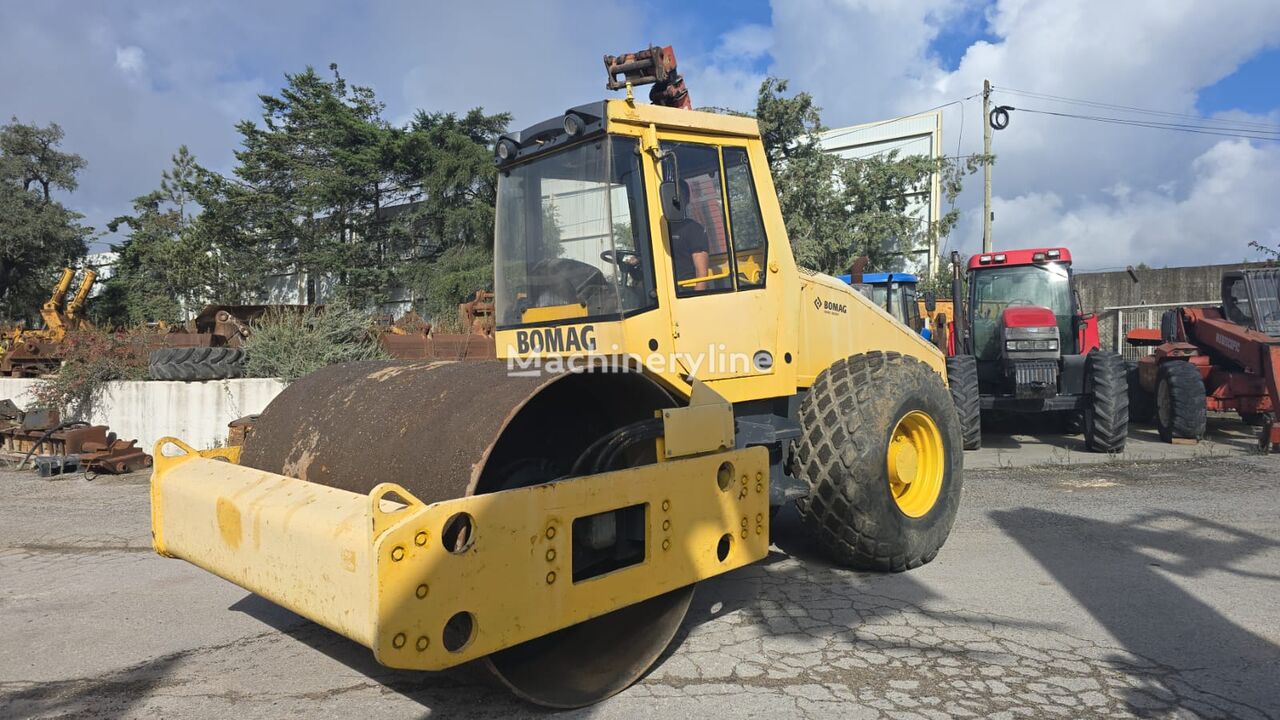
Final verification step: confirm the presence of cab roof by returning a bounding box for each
[968,248,1073,270]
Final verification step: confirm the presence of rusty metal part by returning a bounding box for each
[226,415,259,447]
[603,45,691,109]
[0,407,152,474]
[240,361,550,502]
[458,290,496,337]
[378,332,496,361]
[240,359,689,705]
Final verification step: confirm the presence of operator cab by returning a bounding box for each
[1222,269,1280,337]
[840,272,923,332]
[494,103,657,330]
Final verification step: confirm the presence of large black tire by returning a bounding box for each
[794,352,963,571]
[148,347,247,381]
[1083,351,1128,452]
[1155,360,1206,442]
[945,354,982,450]
[1127,363,1155,423]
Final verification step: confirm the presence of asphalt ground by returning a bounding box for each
[2,422,1278,719]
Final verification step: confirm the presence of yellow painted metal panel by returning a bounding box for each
[371,447,768,670]
[150,440,378,647]
[152,438,768,672]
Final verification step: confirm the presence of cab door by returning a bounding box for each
[656,137,779,387]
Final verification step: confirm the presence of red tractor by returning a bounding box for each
[1127,268,1280,452]
[944,247,1128,451]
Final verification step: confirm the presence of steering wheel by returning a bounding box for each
[600,249,639,266]
[1006,299,1035,307]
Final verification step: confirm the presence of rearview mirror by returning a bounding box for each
[659,179,685,223]
[923,291,937,313]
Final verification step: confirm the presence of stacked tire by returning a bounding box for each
[148,347,247,381]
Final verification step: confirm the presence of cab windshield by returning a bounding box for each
[495,136,655,328]
[971,263,1073,360]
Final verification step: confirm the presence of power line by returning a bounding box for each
[995,86,1280,133]
[1007,106,1280,142]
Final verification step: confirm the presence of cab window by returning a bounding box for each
[722,147,767,289]
[660,142,769,297]
[661,142,732,297]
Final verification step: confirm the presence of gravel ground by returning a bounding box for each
[1,449,1278,719]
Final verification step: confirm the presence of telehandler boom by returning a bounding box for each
[151,51,964,708]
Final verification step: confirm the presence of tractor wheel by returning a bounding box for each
[1127,363,1155,423]
[1083,351,1128,452]
[794,352,963,571]
[149,347,247,381]
[1155,360,1206,442]
[945,354,982,450]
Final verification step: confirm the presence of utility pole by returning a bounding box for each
[982,79,993,253]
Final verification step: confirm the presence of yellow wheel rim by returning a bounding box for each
[887,410,945,518]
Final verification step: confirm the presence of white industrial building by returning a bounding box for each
[817,111,944,276]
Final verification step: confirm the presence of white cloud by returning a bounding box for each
[696,0,1280,266]
[4,0,1279,268]
[114,45,146,77]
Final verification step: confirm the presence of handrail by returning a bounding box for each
[676,269,731,288]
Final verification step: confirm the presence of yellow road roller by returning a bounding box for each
[151,82,963,708]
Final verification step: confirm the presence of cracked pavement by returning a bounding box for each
[2,453,1278,719]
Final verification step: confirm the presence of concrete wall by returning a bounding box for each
[1075,261,1270,351]
[0,377,285,452]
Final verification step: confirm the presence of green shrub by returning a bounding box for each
[32,329,152,418]
[242,302,387,383]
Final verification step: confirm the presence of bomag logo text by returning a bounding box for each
[815,298,847,314]
[515,325,597,354]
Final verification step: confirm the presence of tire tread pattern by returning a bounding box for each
[148,347,247,381]
[794,352,963,572]
[945,355,982,450]
[1085,351,1128,452]
[1157,360,1206,442]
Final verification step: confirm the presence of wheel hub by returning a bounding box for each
[887,410,945,518]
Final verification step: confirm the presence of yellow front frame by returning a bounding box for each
[151,438,769,671]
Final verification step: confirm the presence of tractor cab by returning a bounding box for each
[1222,268,1280,338]
[840,272,923,332]
[960,248,1088,396]
[944,246,1126,452]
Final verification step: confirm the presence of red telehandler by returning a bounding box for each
[944,247,1129,452]
[1127,268,1280,452]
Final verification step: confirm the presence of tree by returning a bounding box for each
[394,108,509,324]
[101,146,221,325]
[752,79,987,275]
[0,118,91,322]
[227,64,409,308]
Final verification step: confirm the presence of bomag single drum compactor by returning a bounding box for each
[150,46,964,708]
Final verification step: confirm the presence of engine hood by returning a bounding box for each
[1002,305,1057,328]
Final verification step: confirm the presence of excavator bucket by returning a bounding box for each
[151,360,768,707]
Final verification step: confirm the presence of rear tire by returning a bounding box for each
[794,352,963,571]
[1083,351,1128,452]
[148,347,246,381]
[1155,360,1206,442]
[1127,363,1155,423]
[945,354,982,450]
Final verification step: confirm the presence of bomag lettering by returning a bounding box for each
[515,325,598,354]
[823,300,847,314]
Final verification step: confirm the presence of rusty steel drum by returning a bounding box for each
[240,359,692,707]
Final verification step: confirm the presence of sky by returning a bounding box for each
[2,0,1278,270]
